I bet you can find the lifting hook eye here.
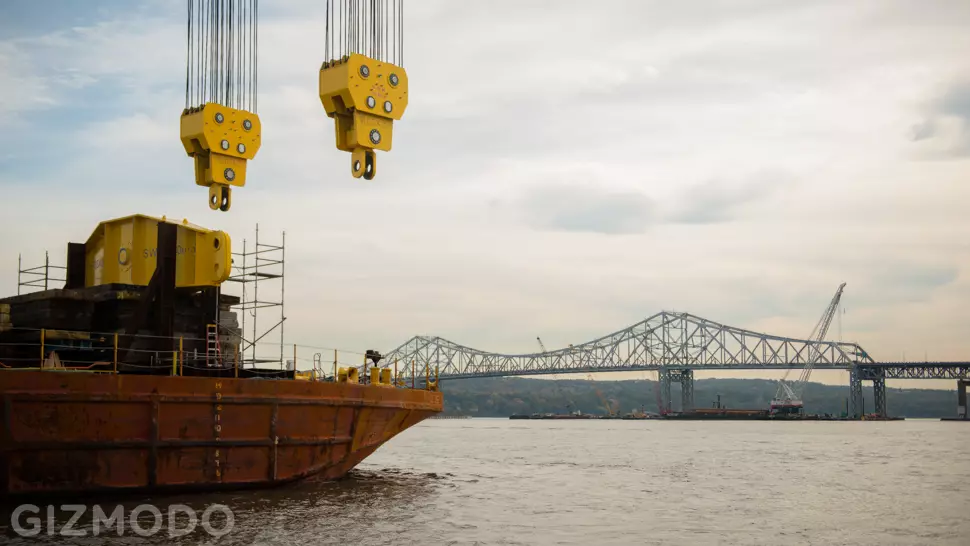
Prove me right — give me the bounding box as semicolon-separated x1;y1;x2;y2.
363;151;375;180
208;184;232;211
220;186;230;211
350;148;376;180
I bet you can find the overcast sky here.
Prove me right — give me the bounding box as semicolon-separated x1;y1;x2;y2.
1;1;969;389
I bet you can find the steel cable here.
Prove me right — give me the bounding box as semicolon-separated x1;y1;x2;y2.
185;0;191;108
323;0;403;62
184;0;258;111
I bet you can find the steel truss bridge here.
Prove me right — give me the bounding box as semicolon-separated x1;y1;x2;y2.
384;311;970;418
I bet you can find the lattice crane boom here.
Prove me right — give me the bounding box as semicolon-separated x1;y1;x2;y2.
794;282;846;391
771;282;846;413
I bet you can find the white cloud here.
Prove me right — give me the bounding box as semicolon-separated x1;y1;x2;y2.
0;42;58;121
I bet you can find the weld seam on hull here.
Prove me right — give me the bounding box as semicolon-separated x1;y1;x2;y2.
2;436;353;452
0;396;9;493
149;397;159;487
269;402;278;481
3;458;347;500
2;393;435;410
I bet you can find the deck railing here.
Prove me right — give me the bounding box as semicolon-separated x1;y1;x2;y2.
0;326;436;390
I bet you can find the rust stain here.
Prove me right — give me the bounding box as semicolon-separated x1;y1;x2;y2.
0;370;441;496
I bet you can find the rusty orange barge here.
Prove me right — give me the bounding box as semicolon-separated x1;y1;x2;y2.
0;216;442;498
0;369;441;496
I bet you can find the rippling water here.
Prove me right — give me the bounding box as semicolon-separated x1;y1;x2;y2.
3;418;968;545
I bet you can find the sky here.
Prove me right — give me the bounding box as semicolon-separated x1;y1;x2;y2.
1;1;969;391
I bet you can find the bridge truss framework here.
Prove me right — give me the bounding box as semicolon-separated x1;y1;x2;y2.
384;312;969;418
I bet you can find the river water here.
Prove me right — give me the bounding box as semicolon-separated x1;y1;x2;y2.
3;418;968;545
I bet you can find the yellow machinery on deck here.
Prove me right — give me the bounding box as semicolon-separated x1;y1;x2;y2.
84;214;231;288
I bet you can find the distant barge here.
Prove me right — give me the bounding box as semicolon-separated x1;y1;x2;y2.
662;408;903;420
661;408;772;420
509;409;905;421
509;413;659;420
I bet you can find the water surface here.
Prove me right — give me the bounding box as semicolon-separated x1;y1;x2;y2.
4;418;968;545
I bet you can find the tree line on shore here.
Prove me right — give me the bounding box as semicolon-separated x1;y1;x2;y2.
437;376;960;418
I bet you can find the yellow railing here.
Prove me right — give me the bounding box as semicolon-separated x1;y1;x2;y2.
0;326;436;390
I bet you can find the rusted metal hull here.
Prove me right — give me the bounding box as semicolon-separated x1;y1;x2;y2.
0;370;442;497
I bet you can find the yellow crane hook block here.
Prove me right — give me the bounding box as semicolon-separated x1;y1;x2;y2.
180;103;262;211
319;53;408;180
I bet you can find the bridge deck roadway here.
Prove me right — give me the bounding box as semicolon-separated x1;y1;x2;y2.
415;361;970;419
431;362;970;381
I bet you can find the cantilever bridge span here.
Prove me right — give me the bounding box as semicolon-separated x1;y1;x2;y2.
384;311;970;418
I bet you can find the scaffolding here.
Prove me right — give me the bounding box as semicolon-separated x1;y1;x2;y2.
17;252;66;295
225;224;286;369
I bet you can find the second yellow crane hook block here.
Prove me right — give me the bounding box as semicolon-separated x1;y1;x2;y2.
180;103;262;211
319;53;408;180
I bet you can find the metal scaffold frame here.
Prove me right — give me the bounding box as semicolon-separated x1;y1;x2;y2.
16;252;66;295
225;224;286;369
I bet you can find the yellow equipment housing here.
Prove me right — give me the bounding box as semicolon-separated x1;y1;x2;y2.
319;53;408;180
337;367;360;383
369;367;394;386
84;214;231;288
180;103;261;211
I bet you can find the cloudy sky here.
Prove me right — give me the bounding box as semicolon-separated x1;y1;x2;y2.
1;1;969;388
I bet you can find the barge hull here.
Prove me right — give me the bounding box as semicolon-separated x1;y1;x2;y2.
0;370;442;497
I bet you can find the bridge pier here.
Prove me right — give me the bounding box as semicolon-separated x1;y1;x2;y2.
956;380;968;420
658;367;694;413
678;369;694;412
850;365;888;419
849;367;864;418
659;368;672;413
873;375;887;418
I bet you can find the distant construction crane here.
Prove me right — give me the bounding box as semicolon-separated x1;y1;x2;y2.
586;373;618;417
548;338;616;416
769;282;846;415
539;336;575;415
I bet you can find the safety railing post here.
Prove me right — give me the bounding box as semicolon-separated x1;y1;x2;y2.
113;333;118;373
293;344;297;379
411;360;415;389
179;336;184;376
394;359;399;387
333;349;337;382
40;329;45;369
